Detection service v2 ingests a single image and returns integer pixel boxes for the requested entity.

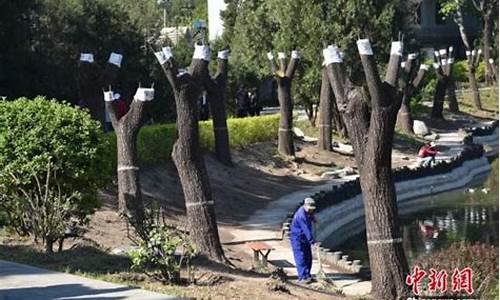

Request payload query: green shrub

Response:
[453,60,487,82]
[129,225,196,284]
[107,114,280,167]
[0,97,110,232]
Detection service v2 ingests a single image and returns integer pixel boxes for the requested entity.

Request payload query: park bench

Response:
[246,241,274,268]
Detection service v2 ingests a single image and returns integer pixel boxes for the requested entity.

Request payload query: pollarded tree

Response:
[466,49,484,110]
[203,50,232,166]
[267,51,300,157]
[323,40,410,299]
[471,0,499,85]
[104,85,155,235]
[431,47,457,119]
[440,1,482,110]
[153,45,225,262]
[77,53,121,125]
[397,53,429,134]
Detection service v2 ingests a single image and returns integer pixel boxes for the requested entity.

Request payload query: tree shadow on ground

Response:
[0,284,133,300]
[0,244,131,277]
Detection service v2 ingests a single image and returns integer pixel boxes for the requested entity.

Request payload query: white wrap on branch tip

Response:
[420,64,430,71]
[80,53,94,63]
[400,62,406,68]
[466,50,471,56]
[103,91,114,102]
[357,39,373,55]
[448,46,454,53]
[434,51,440,58]
[217,49,229,60]
[278,52,286,59]
[447,58,454,64]
[390,41,403,56]
[489,58,494,64]
[162,47,173,60]
[155,51,168,65]
[433,62,440,69]
[291,50,300,60]
[322,45,342,65]
[193,45,211,61]
[441,59,447,66]
[408,53,417,60]
[108,52,123,67]
[266,52,274,61]
[134,87,155,102]
[439,49,447,56]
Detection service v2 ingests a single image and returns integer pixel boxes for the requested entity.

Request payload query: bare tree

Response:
[203,50,232,166]
[77,53,121,125]
[323,40,409,299]
[431,47,457,119]
[267,51,300,157]
[472,0,499,85]
[454,9,482,110]
[397,54,428,134]
[153,45,225,262]
[105,85,154,235]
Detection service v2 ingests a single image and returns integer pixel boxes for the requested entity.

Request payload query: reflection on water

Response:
[324,188,499,265]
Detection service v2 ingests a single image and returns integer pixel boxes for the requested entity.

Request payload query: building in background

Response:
[207,0,227,41]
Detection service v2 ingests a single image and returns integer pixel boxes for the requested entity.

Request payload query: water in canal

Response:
[322,178,499,265]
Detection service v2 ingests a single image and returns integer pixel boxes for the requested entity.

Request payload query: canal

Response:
[322,177,499,265]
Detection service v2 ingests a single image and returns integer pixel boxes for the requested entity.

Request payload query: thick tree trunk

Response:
[277,78,294,156]
[269,53,299,157]
[324,42,409,299]
[157,53,225,262]
[332,95,347,138]
[206,58,232,166]
[447,78,460,112]
[109,99,147,234]
[397,93,413,134]
[483,14,495,85]
[318,69,333,151]
[467,67,482,110]
[432,78,447,119]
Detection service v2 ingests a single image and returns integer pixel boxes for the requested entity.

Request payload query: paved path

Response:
[0,260,179,300]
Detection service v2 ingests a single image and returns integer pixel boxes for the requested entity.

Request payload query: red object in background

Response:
[115,99,128,120]
[418,145,438,158]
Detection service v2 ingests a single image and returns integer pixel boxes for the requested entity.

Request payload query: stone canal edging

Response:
[281,121,498,275]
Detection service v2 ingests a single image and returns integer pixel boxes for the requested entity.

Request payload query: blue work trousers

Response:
[290,237,312,280]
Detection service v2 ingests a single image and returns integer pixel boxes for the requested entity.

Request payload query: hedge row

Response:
[307,144,485,213]
[106,114,280,166]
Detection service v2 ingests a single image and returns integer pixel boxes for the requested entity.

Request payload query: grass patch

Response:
[457,87,499,115]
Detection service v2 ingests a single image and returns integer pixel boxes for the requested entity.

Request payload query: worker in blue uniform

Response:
[290,197,317,283]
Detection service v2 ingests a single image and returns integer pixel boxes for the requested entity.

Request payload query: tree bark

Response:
[466,52,482,110]
[205,57,232,166]
[396,58,427,134]
[157,53,225,262]
[318,68,333,151]
[446,78,460,112]
[325,43,409,299]
[107,97,147,235]
[432,78,447,119]
[483,15,495,85]
[269,53,299,157]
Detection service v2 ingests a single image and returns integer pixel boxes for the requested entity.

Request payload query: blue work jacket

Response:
[290,206,315,245]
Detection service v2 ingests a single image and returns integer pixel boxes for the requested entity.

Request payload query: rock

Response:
[423,132,439,141]
[413,120,429,136]
[292,127,305,138]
